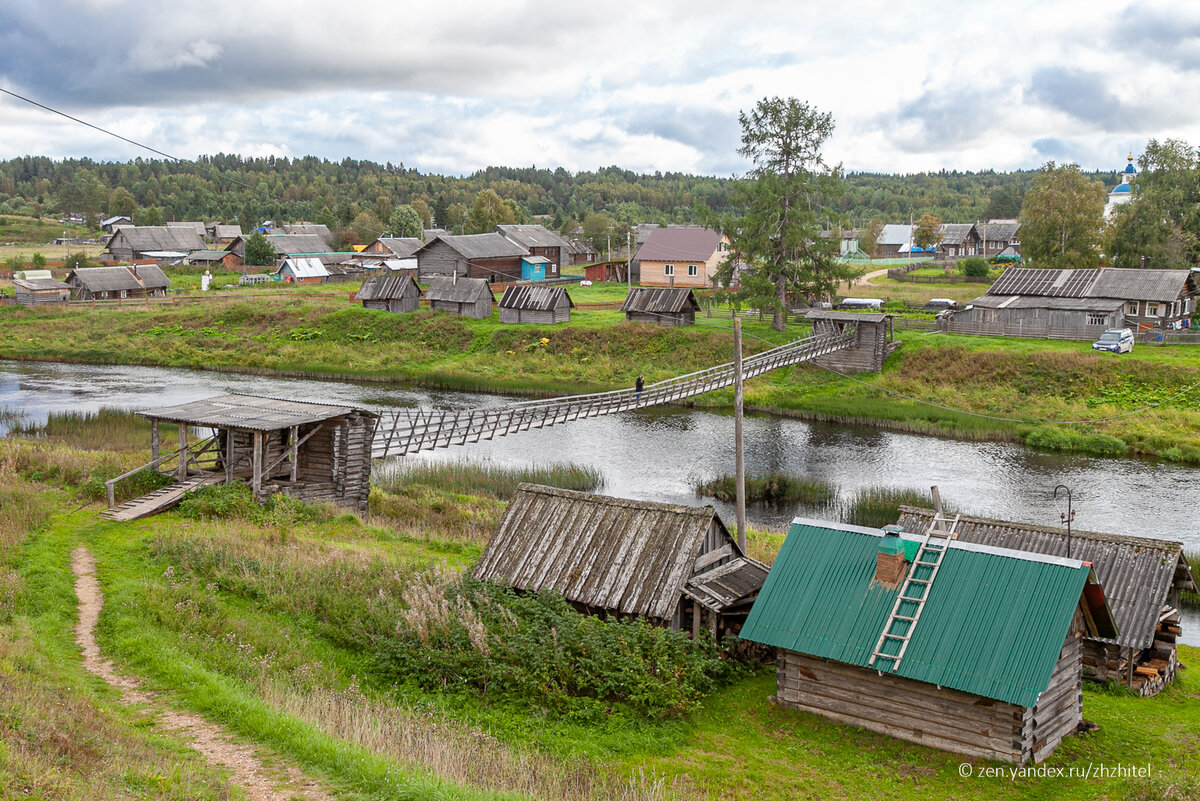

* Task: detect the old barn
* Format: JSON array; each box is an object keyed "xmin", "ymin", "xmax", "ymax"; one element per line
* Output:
[
  {"xmin": 497, "ymin": 284, "xmax": 573, "ymax": 324},
  {"xmin": 103, "ymin": 394, "xmax": 378, "ymax": 521},
  {"xmin": 740, "ymin": 518, "xmax": 1117, "ymax": 764},
  {"xmin": 424, "ymin": 276, "xmax": 494, "ymax": 319},
  {"xmin": 473, "ymin": 484, "xmax": 768, "ymax": 637},
  {"xmin": 897, "ymin": 506, "xmax": 1195, "ymax": 696},
  {"xmin": 66, "ymin": 265, "xmax": 172, "ymax": 300},
  {"xmin": 413, "ymin": 233, "xmax": 527, "ymax": 283},
  {"xmin": 12, "ymin": 277, "xmax": 71, "ymax": 306},
  {"xmin": 620, "ymin": 287, "xmax": 700, "ymax": 326},
  {"xmin": 357, "ymin": 274, "xmax": 422, "ymax": 313},
  {"xmin": 807, "ymin": 310, "xmax": 899, "ymax": 373}
]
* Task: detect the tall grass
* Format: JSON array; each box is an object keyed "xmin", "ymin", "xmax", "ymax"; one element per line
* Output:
[
  {"xmin": 1182, "ymin": 553, "xmax": 1200, "ymax": 610},
  {"xmin": 695, "ymin": 472, "xmax": 836, "ymax": 505},
  {"xmin": 10, "ymin": 407, "xmax": 152, "ymax": 452},
  {"xmin": 376, "ymin": 458, "xmax": 603, "ymax": 500},
  {"xmin": 837, "ymin": 486, "xmax": 938, "ymax": 529}
]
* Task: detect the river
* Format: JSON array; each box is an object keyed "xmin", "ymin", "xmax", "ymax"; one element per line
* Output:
[{"xmin": 2, "ymin": 358, "xmax": 1196, "ymax": 643}]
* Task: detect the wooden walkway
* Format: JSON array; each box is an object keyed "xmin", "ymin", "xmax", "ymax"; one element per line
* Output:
[
  {"xmin": 100, "ymin": 474, "xmax": 223, "ymax": 522},
  {"xmin": 371, "ymin": 327, "xmax": 855, "ymax": 458}
]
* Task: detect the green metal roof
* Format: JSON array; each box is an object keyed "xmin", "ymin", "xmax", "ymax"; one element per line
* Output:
[{"xmin": 740, "ymin": 519, "xmax": 1106, "ymax": 707}]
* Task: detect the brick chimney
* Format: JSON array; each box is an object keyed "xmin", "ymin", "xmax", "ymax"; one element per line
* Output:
[{"xmin": 874, "ymin": 525, "xmax": 908, "ymax": 588}]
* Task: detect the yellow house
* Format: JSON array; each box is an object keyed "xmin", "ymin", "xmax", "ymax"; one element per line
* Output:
[{"xmin": 635, "ymin": 227, "xmax": 730, "ymax": 288}]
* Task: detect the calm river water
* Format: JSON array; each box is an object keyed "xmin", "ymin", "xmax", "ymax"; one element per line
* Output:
[{"xmin": 2, "ymin": 358, "xmax": 1197, "ymax": 643}]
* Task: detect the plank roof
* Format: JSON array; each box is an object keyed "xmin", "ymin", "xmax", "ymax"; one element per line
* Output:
[
  {"xmin": 987, "ymin": 267, "xmax": 1193, "ymax": 302},
  {"xmin": 417, "ymin": 233, "xmax": 528, "ymax": 260},
  {"xmin": 473, "ymin": 484, "xmax": 746, "ymax": 621},
  {"xmin": 357, "ymin": 274, "xmax": 420, "ymax": 302},
  {"xmin": 424, "ymin": 276, "xmax": 494, "ymax": 304},
  {"xmin": 807, "ymin": 309, "xmax": 889, "ymax": 323},
  {"xmin": 740, "ymin": 518, "xmax": 1117, "ymax": 707},
  {"xmin": 968, "ymin": 295, "xmax": 1124, "ymax": 312},
  {"xmin": 634, "ymin": 227, "xmax": 723, "ymax": 262},
  {"xmin": 498, "ymin": 284, "xmax": 574, "ymax": 311},
  {"xmin": 619, "ymin": 287, "xmax": 700, "ymax": 314},
  {"xmin": 896, "ymin": 506, "xmax": 1195, "ymax": 650},
  {"xmin": 981, "ymin": 221, "xmax": 1021, "ymax": 242},
  {"xmin": 139, "ymin": 393, "xmax": 370, "ymax": 430}
]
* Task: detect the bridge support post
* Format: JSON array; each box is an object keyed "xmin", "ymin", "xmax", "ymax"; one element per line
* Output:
[
  {"xmin": 252, "ymin": 431, "xmax": 263, "ymax": 497},
  {"xmin": 176, "ymin": 423, "xmax": 187, "ymax": 481},
  {"xmin": 734, "ymin": 319, "xmax": 746, "ymax": 552}
]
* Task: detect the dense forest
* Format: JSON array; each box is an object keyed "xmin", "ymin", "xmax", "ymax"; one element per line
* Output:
[{"xmin": 0, "ymin": 153, "xmax": 1121, "ymax": 238}]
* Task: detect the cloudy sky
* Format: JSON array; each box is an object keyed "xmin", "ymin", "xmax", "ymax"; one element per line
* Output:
[{"xmin": 1, "ymin": 0, "xmax": 1197, "ymax": 177}]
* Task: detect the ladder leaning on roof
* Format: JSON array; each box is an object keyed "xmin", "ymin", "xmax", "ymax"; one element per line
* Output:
[{"xmin": 869, "ymin": 491, "xmax": 960, "ymax": 673}]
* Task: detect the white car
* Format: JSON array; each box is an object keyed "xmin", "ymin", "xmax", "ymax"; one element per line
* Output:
[{"xmin": 1091, "ymin": 328, "xmax": 1134, "ymax": 353}]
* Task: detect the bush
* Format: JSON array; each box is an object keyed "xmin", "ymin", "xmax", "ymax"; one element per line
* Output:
[
  {"xmin": 959, "ymin": 257, "xmax": 990, "ymax": 277},
  {"xmin": 696, "ymin": 472, "xmax": 836, "ymax": 505}
]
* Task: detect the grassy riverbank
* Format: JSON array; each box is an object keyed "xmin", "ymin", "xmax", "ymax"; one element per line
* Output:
[
  {"xmin": 1, "ymin": 420, "xmax": 1198, "ymax": 801},
  {"xmin": 3, "ymin": 293, "xmax": 1200, "ymax": 461}
]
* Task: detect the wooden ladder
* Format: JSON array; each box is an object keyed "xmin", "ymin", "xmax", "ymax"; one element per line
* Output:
[{"xmin": 868, "ymin": 511, "xmax": 960, "ymax": 672}]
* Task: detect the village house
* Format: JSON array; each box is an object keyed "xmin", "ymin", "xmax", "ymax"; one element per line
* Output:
[
  {"xmin": 634, "ymin": 227, "xmax": 729, "ymax": 288},
  {"xmin": 424, "ymin": 276, "xmax": 494, "ymax": 319},
  {"xmin": 280, "ymin": 223, "xmax": 334, "ymax": 247},
  {"xmin": 497, "ymin": 285, "xmax": 573, "ymax": 324},
  {"xmin": 496, "ymin": 224, "xmax": 574, "ymax": 277},
  {"xmin": 12, "ymin": 277, "xmax": 71, "ymax": 306},
  {"xmin": 105, "ymin": 226, "xmax": 206, "ymax": 261},
  {"xmin": 99, "ymin": 215, "xmax": 131, "ymax": 233},
  {"xmin": 413, "ymin": 233, "xmax": 527, "ymax": 283},
  {"xmin": 621, "ymin": 287, "xmax": 700, "ymax": 326},
  {"xmin": 357, "ymin": 274, "xmax": 422, "ymax": 313},
  {"xmin": 225, "ymin": 234, "xmax": 333, "ymax": 263},
  {"xmin": 185, "ymin": 250, "xmax": 242, "ymax": 270},
  {"xmin": 740, "ymin": 518, "xmax": 1118, "ymax": 764},
  {"xmin": 519, "ymin": 255, "xmax": 550, "ymax": 281},
  {"xmin": 937, "ymin": 223, "xmax": 981, "ymax": 258},
  {"xmin": 949, "ymin": 267, "xmax": 1197, "ymax": 337},
  {"xmin": 567, "ymin": 238, "xmax": 598, "ymax": 266},
  {"xmin": 207, "ymin": 223, "xmax": 243, "ymax": 244},
  {"xmin": 873, "ymin": 224, "xmax": 915, "ymax": 256},
  {"xmin": 896, "ymin": 506, "xmax": 1194, "ymax": 696},
  {"xmin": 977, "ymin": 220, "xmax": 1021, "ymax": 257},
  {"xmin": 65, "ymin": 264, "xmax": 172, "ymax": 300},
  {"xmin": 473, "ymin": 484, "xmax": 768, "ymax": 637},
  {"xmin": 362, "ymin": 237, "xmax": 424, "ymax": 260},
  {"xmin": 274, "ymin": 257, "xmax": 329, "ymax": 285}
]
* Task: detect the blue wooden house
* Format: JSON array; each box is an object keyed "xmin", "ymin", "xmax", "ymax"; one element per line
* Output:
[{"xmin": 521, "ymin": 255, "xmax": 550, "ymax": 281}]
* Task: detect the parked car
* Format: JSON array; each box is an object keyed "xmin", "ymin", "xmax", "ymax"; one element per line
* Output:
[{"xmin": 1092, "ymin": 328, "xmax": 1134, "ymax": 354}]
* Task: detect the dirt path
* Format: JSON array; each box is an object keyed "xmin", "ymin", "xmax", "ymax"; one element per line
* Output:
[{"xmin": 71, "ymin": 546, "xmax": 336, "ymax": 801}]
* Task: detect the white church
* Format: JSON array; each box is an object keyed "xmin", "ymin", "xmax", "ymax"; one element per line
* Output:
[{"xmin": 1104, "ymin": 153, "xmax": 1138, "ymax": 220}]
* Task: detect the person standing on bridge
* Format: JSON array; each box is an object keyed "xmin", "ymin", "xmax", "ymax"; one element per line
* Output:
[{"xmin": 635, "ymin": 375, "xmax": 644, "ymax": 401}]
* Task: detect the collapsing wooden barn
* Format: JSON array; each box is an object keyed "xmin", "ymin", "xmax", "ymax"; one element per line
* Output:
[
  {"xmin": 620, "ymin": 287, "xmax": 700, "ymax": 326},
  {"xmin": 806, "ymin": 310, "xmax": 899, "ymax": 373},
  {"xmin": 473, "ymin": 484, "xmax": 768, "ymax": 637},
  {"xmin": 896, "ymin": 506, "xmax": 1195, "ymax": 696},
  {"xmin": 102, "ymin": 394, "xmax": 378, "ymax": 521},
  {"xmin": 740, "ymin": 518, "xmax": 1118, "ymax": 764},
  {"xmin": 357, "ymin": 274, "xmax": 422, "ymax": 313},
  {"xmin": 497, "ymin": 284, "xmax": 574, "ymax": 324},
  {"xmin": 425, "ymin": 276, "xmax": 494, "ymax": 319}
]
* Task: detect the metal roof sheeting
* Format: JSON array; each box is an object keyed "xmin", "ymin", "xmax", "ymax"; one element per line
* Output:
[
  {"xmin": 473, "ymin": 484, "xmax": 736, "ymax": 621},
  {"xmin": 969, "ymin": 295, "xmax": 1125, "ymax": 312},
  {"xmin": 424, "ymin": 276, "xmax": 494, "ymax": 304},
  {"xmin": 357, "ymin": 274, "xmax": 420, "ymax": 301},
  {"xmin": 740, "ymin": 518, "xmax": 1112, "ymax": 707},
  {"xmin": 13, "ymin": 278, "xmax": 70, "ymax": 291},
  {"xmin": 938, "ymin": 223, "xmax": 976, "ymax": 245},
  {"xmin": 256, "ymin": 235, "xmax": 335, "ymax": 256},
  {"xmin": 106, "ymin": 226, "xmax": 206, "ymax": 253},
  {"xmin": 988, "ymin": 267, "xmax": 1193, "ymax": 302},
  {"xmin": 375, "ymin": 238, "xmax": 424, "ymax": 258},
  {"xmin": 139, "ymin": 393, "xmax": 370, "ymax": 430},
  {"xmin": 896, "ymin": 506, "xmax": 1194, "ymax": 649},
  {"xmin": 498, "ymin": 285, "xmax": 574, "ymax": 311},
  {"xmin": 496, "ymin": 224, "xmax": 573, "ymax": 250},
  {"xmin": 278, "ymin": 257, "xmax": 329, "ymax": 279},
  {"xmin": 620, "ymin": 287, "xmax": 700, "ymax": 314}
]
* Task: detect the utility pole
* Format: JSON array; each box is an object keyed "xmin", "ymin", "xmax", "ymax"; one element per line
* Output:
[
  {"xmin": 1053, "ymin": 484, "xmax": 1074, "ymax": 559},
  {"xmin": 734, "ymin": 318, "xmax": 746, "ymax": 552},
  {"xmin": 627, "ymin": 229, "xmax": 632, "ymax": 290}
]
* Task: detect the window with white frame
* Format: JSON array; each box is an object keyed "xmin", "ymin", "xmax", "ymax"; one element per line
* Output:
[
  {"xmin": 1148, "ymin": 302, "xmax": 1160, "ymax": 316},
  {"xmin": 1126, "ymin": 301, "xmax": 1140, "ymax": 316},
  {"xmin": 664, "ymin": 263, "xmax": 674, "ymax": 275},
  {"xmin": 1087, "ymin": 312, "xmax": 1106, "ymax": 325},
  {"xmin": 687, "ymin": 264, "xmax": 698, "ymax": 276}
]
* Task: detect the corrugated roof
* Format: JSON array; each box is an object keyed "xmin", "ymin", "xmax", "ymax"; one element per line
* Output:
[
  {"xmin": 988, "ymin": 267, "xmax": 1192, "ymax": 302},
  {"xmin": 877, "ymin": 224, "xmax": 914, "ymax": 246},
  {"xmin": 281, "ymin": 224, "xmax": 333, "ymax": 244},
  {"xmin": 424, "ymin": 276, "xmax": 494, "ymax": 304},
  {"xmin": 13, "ymin": 278, "xmax": 70, "ymax": 291},
  {"xmin": 213, "ymin": 224, "xmax": 242, "ymax": 238},
  {"xmin": 619, "ymin": 287, "xmax": 700, "ymax": 314},
  {"xmin": 473, "ymin": 484, "xmax": 743, "ymax": 620},
  {"xmin": 68, "ymin": 265, "xmax": 172, "ymax": 292},
  {"xmin": 498, "ymin": 284, "xmax": 574, "ymax": 311},
  {"xmin": 375, "ymin": 237, "xmax": 424, "ymax": 258},
  {"xmin": 981, "ymin": 221, "xmax": 1021, "ymax": 242},
  {"xmin": 259, "ymin": 235, "xmax": 335, "ymax": 256},
  {"xmin": 967, "ymin": 295, "xmax": 1125, "ymax": 311},
  {"xmin": 417, "ymin": 233, "xmax": 528, "ymax": 260},
  {"xmin": 106, "ymin": 226, "xmax": 206, "ymax": 253},
  {"xmin": 139, "ymin": 393, "xmax": 369, "ymax": 430},
  {"xmin": 634, "ymin": 227, "xmax": 723, "ymax": 262},
  {"xmin": 357, "ymin": 274, "xmax": 420, "ymax": 302},
  {"xmin": 496, "ymin": 224, "xmax": 572, "ymax": 250},
  {"xmin": 740, "ymin": 518, "xmax": 1113, "ymax": 707},
  {"xmin": 938, "ymin": 223, "xmax": 977, "ymax": 245},
  {"xmin": 896, "ymin": 506, "xmax": 1195, "ymax": 650},
  {"xmin": 278, "ymin": 257, "xmax": 329, "ymax": 279}
]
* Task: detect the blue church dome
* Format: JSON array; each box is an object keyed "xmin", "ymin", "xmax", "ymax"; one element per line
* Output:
[
  {"xmin": 1112, "ymin": 183, "xmax": 1132, "ymax": 193},
  {"xmin": 1124, "ymin": 163, "xmax": 1137, "ymax": 174}
]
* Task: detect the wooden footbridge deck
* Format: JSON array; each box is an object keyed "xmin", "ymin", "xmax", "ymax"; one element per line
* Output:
[{"xmin": 371, "ymin": 326, "xmax": 857, "ymax": 458}]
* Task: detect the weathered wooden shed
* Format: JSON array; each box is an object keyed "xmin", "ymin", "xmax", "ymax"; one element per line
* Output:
[
  {"xmin": 620, "ymin": 287, "xmax": 700, "ymax": 326},
  {"xmin": 897, "ymin": 506, "xmax": 1195, "ymax": 696},
  {"xmin": 473, "ymin": 484, "xmax": 768, "ymax": 637},
  {"xmin": 413, "ymin": 233, "xmax": 527, "ymax": 283},
  {"xmin": 66, "ymin": 265, "xmax": 172, "ymax": 300},
  {"xmin": 497, "ymin": 284, "xmax": 573, "ymax": 324},
  {"xmin": 358, "ymin": 274, "xmax": 422, "ymax": 313},
  {"xmin": 103, "ymin": 394, "xmax": 378, "ymax": 521},
  {"xmin": 740, "ymin": 518, "xmax": 1118, "ymax": 764},
  {"xmin": 12, "ymin": 277, "xmax": 71, "ymax": 306},
  {"xmin": 806, "ymin": 310, "xmax": 899, "ymax": 373},
  {"xmin": 424, "ymin": 276, "xmax": 494, "ymax": 319}
]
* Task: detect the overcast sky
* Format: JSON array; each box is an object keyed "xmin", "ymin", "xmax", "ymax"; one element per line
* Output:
[{"xmin": 1, "ymin": 0, "xmax": 1197, "ymax": 177}]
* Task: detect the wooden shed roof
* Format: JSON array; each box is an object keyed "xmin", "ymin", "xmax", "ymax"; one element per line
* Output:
[
  {"xmin": 424, "ymin": 276, "xmax": 493, "ymax": 304},
  {"xmin": 68, "ymin": 265, "xmax": 172, "ymax": 292},
  {"xmin": 357, "ymin": 274, "xmax": 420, "ymax": 301},
  {"xmin": 13, "ymin": 278, "xmax": 70, "ymax": 291},
  {"xmin": 896, "ymin": 506, "xmax": 1196, "ymax": 650},
  {"xmin": 138, "ymin": 393, "xmax": 371, "ymax": 431},
  {"xmin": 496, "ymin": 224, "xmax": 573, "ymax": 250},
  {"xmin": 987, "ymin": 267, "xmax": 1194, "ymax": 302},
  {"xmin": 498, "ymin": 284, "xmax": 574, "ymax": 311},
  {"xmin": 473, "ymin": 484, "xmax": 740, "ymax": 621},
  {"xmin": 619, "ymin": 287, "xmax": 700, "ymax": 314},
  {"xmin": 417, "ymin": 233, "xmax": 528, "ymax": 260},
  {"xmin": 374, "ymin": 237, "xmax": 424, "ymax": 258},
  {"xmin": 105, "ymin": 226, "xmax": 206, "ymax": 253}
]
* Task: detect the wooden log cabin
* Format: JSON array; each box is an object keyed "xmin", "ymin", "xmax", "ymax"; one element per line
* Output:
[
  {"xmin": 424, "ymin": 276, "xmax": 494, "ymax": 319},
  {"xmin": 135, "ymin": 394, "xmax": 377, "ymax": 513},
  {"xmin": 896, "ymin": 506, "xmax": 1196, "ymax": 696},
  {"xmin": 473, "ymin": 484, "xmax": 769, "ymax": 637},
  {"xmin": 620, "ymin": 287, "xmax": 700, "ymax": 326},
  {"xmin": 12, "ymin": 277, "xmax": 71, "ymax": 306},
  {"xmin": 740, "ymin": 519, "xmax": 1118, "ymax": 764},
  {"xmin": 806, "ymin": 310, "xmax": 899, "ymax": 373},
  {"xmin": 497, "ymin": 284, "xmax": 573, "ymax": 324},
  {"xmin": 357, "ymin": 274, "xmax": 422, "ymax": 313},
  {"xmin": 413, "ymin": 233, "xmax": 527, "ymax": 283}
]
